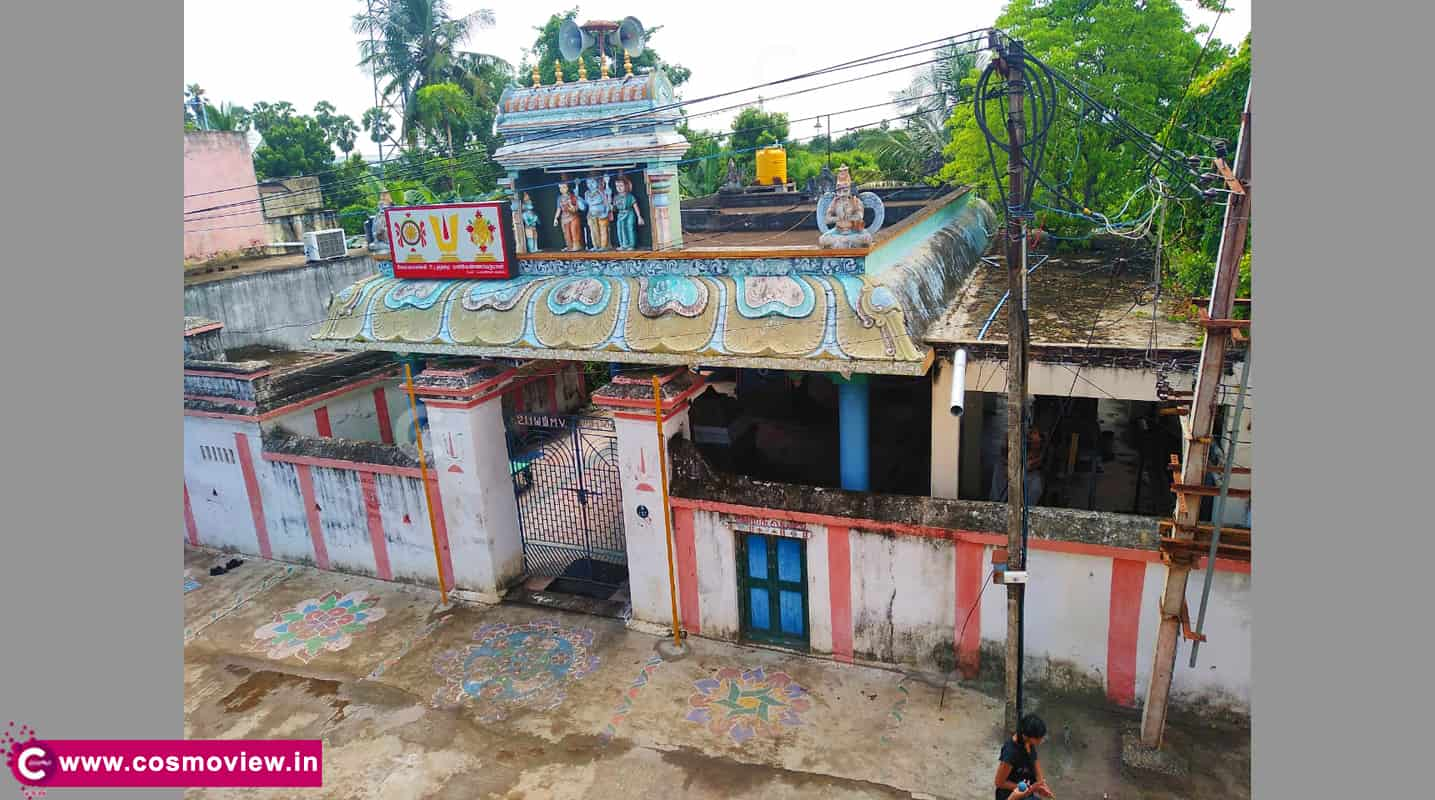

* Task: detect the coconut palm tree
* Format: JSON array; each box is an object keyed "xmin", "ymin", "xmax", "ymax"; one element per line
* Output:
[
  {"xmin": 204, "ymin": 102, "xmax": 251, "ymax": 133},
  {"xmin": 352, "ymin": 0, "xmax": 509, "ymax": 149},
  {"xmin": 873, "ymin": 44, "xmax": 979, "ymax": 182}
]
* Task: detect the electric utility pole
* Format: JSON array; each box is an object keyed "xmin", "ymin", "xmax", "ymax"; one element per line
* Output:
[
  {"xmin": 999, "ymin": 35, "xmax": 1031, "ymax": 737},
  {"xmin": 1140, "ymin": 85, "xmax": 1252, "ymax": 748}
]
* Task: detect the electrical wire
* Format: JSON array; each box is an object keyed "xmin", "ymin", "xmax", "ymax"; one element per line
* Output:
[
  {"xmin": 183, "ymin": 30, "xmax": 992, "ymax": 203},
  {"xmin": 182, "ymin": 87, "xmax": 964, "ymax": 226},
  {"xmin": 182, "ymin": 42, "xmax": 986, "ymax": 223},
  {"xmin": 183, "ymin": 106, "xmax": 942, "ymax": 234}
]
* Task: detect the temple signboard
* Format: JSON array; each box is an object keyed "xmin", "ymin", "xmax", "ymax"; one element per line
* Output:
[
  {"xmin": 724, "ymin": 514, "xmax": 810, "ymax": 540},
  {"xmin": 385, "ymin": 202, "xmax": 516, "ymax": 279}
]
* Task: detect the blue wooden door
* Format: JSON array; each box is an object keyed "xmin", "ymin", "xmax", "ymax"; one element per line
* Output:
[{"xmin": 739, "ymin": 533, "xmax": 808, "ymax": 647}]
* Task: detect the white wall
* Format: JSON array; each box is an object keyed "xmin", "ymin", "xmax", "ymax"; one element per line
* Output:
[
  {"xmin": 266, "ymin": 378, "xmax": 407, "ymax": 443},
  {"xmin": 849, "ymin": 531, "xmax": 957, "ymax": 665},
  {"xmin": 375, "ymin": 473, "xmax": 442, "ymax": 583},
  {"xmin": 675, "ymin": 506, "xmax": 1250, "ymax": 719},
  {"xmin": 186, "ymin": 412, "xmax": 451, "ymax": 589},
  {"xmin": 309, "ymin": 467, "xmax": 377, "ymax": 575},
  {"xmin": 183, "ymin": 415, "xmax": 263, "ymax": 554},
  {"xmin": 1020, "ymin": 550, "xmax": 1114, "ymax": 693},
  {"xmin": 1173, "ymin": 565, "xmax": 1251, "ymax": 710},
  {"xmin": 424, "ymin": 397, "xmax": 524, "ymax": 599},
  {"xmin": 692, "ymin": 509, "xmax": 740, "ymax": 638},
  {"xmin": 805, "ymin": 525, "xmax": 835, "ymax": 655},
  {"xmin": 255, "ymin": 460, "xmax": 315, "ymax": 564},
  {"xmin": 614, "ymin": 410, "xmax": 691, "ymax": 626}
]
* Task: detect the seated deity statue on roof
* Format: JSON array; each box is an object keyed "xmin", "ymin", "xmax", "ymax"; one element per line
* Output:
[{"xmin": 819, "ymin": 166, "xmax": 879, "ymax": 248}]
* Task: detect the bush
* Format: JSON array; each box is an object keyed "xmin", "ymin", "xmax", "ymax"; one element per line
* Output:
[{"xmin": 339, "ymin": 203, "xmax": 372, "ymax": 237}]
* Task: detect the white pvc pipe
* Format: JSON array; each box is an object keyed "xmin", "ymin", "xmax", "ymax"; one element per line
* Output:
[{"xmin": 949, "ymin": 348, "xmax": 967, "ymax": 417}]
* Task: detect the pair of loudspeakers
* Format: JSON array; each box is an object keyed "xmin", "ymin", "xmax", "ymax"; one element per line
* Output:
[{"xmin": 558, "ymin": 16, "xmax": 645, "ymax": 64}]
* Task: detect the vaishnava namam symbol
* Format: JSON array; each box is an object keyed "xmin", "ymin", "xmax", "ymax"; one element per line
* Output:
[{"xmin": 468, "ymin": 212, "xmax": 497, "ymax": 251}]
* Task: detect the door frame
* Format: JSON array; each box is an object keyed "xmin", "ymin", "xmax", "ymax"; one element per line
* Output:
[{"xmin": 735, "ymin": 531, "xmax": 810, "ymax": 651}]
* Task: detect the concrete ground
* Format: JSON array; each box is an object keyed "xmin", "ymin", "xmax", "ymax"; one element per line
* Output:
[{"xmin": 184, "ymin": 546, "xmax": 1249, "ymax": 799}]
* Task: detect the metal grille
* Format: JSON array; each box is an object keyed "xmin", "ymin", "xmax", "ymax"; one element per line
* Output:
[{"xmin": 505, "ymin": 412, "xmax": 627, "ymax": 588}]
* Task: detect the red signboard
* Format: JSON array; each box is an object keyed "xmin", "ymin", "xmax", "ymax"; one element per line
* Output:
[{"xmin": 385, "ymin": 202, "xmax": 515, "ymax": 279}]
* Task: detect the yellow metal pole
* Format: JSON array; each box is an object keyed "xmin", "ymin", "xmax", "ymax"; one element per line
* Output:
[
  {"xmin": 653, "ymin": 375, "xmax": 683, "ymax": 649},
  {"xmin": 405, "ymin": 363, "xmax": 449, "ymax": 606}
]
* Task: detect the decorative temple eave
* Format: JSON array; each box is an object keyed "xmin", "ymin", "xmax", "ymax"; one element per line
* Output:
[
  {"xmin": 493, "ymin": 71, "xmax": 683, "ymax": 172},
  {"xmin": 311, "ymin": 191, "xmax": 997, "ymax": 378},
  {"xmin": 493, "ymin": 130, "xmax": 691, "ymax": 172}
]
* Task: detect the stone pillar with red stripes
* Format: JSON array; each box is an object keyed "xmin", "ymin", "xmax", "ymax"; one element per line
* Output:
[
  {"xmin": 411, "ymin": 360, "xmax": 526, "ymax": 603},
  {"xmin": 592, "ymin": 368, "xmax": 705, "ymax": 631}
]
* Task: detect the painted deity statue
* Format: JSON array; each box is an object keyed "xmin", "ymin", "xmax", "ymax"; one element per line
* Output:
[
  {"xmin": 554, "ymin": 181, "xmax": 584, "ymax": 252},
  {"xmin": 521, "ymin": 193, "xmax": 540, "ymax": 252},
  {"xmin": 580, "ymin": 176, "xmax": 613, "ymax": 251},
  {"xmin": 819, "ymin": 165, "xmax": 874, "ymax": 248},
  {"xmin": 612, "ymin": 176, "xmax": 645, "ymax": 251}
]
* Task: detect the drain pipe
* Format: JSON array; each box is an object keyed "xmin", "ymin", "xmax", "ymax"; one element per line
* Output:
[{"xmin": 948, "ymin": 348, "xmax": 967, "ymax": 417}]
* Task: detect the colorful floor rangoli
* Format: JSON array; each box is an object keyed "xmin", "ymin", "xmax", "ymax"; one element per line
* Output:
[
  {"xmin": 432, "ymin": 619, "xmax": 599, "ymax": 722},
  {"xmin": 685, "ymin": 667, "xmax": 812, "ymax": 743},
  {"xmin": 252, "ymin": 590, "xmax": 386, "ymax": 663},
  {"xmin": 601, "ymin": 654, "xmax": 664, "ymax": 744}
]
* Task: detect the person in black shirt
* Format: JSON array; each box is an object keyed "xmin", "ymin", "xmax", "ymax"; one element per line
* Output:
[{"xmin": 994, "ymin": 713, "xmax": 1054, "ymax": 799}]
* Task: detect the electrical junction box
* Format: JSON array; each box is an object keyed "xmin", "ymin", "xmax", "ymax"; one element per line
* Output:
[{"xmin": 993, "ymin": 566, "xmax": 1029, "ymax": 585}]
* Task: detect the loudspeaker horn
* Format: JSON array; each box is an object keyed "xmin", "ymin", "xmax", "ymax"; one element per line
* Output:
[
  {"xmin": 615, "ymin": 16, "xmax": 646, "ymax": 57},
  {"xmin": 558, "ymin": 19, "xmax": 591, "ymax": 62}
]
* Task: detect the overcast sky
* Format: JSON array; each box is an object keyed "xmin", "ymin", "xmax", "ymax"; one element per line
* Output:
[{"xmin": 183, "ymin": 1, "xmax": 1249, "ymax": 160}]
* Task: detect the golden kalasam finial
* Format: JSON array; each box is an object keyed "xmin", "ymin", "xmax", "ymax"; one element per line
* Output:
[
  {"xmin": 532, "ymin": 64, "xmax": 542, "ymax": 87},
  {"xmin": 599, "ymin": 54, "xmax": 609, "ymax": 79},
  {"xmin": 578, "ymin": 58, "xmax": 588, "ymax": 81},
  {"xmin": 624, "ymin": 52, "xmax": 633, "ymax": 77},
  {"xmin": 554, "ymin": 60, "xmax": 564, "ymax": 84}
]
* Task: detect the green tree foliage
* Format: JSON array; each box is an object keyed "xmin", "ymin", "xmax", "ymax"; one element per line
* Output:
[
  {"xmin": 324, "ymin": 153, "xmax": 372, "ymax": 215},
  {"xmin": 872, "ymin": 44, "xmax": 976, "ymax": 184},
  {"xmin": 676, "ymin": 122, "xmax": 725, "ymax": 198},
  {"xmin": 203, "ymin": 102, "xmax": 250, "ymax": 133},
  {"xmin": 1164, "ymin": 35, "xmax": 1250, "ymax": 295},
  {"xmin": 249, "ymin": 101, "xmax": 297, "ymax": 134},
  {"xmin": 937, "ymin": 0, "xmax": 1250, "ymax": 298},
  {"xmin": 518, "ymin": 9, "xmax": 691, "ymax": 89},
  {"xmin": 729, "ymin": 107, "xmax": 789, "ymax": 160},
  {"xmin": 353, "ymin": 0, "xmax": 510, "ymax": 148},
  {"xmin": 252, "ymin": 106, "xmax": 334, "ymax": 180},
  {"xmin": 414, "ymin": 83, "xmax": 474, "ymax": 154},
  {"xmin": 314, "ymin": 101, "xmax": 360, "ymax": 155},
  {"xmin": 942, "ymin": 0, "xmax": 1206, "ymax": 216},
  {"xmin": 362, "ymin": 106, "xmax": 391, "ymax": 147}
]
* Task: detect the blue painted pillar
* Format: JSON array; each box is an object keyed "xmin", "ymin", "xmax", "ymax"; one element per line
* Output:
[
  {"xmin": 395, "ymin": 353, "xmax": 424, "ymax": 377},
  {"xmin": 834, "ymin": 375, "xmax": 871, "ymax": 491}
]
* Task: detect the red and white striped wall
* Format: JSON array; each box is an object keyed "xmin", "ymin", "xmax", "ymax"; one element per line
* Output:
[
  {"xmin": 182, "ymin": 415, "xmax": 453, "ymax": 589},
  {"xmin": 668, "ymin": 498, "xmax": 1250, "ymax": 718}
]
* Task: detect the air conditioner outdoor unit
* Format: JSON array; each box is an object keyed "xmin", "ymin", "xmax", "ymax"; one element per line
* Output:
[{"xmin": 303, "ymin": 228, "xmax": 348, "ymax": 262}]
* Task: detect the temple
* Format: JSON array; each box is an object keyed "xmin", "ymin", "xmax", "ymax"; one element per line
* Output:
[{"xmin": 184, "ymin": 32, "xmax": 1249, "ymax": 724}]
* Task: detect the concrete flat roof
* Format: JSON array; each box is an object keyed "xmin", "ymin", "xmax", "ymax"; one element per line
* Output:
[{"xmin": 922, "ymin": 253, "xmax": 1203, "ymax": 350}]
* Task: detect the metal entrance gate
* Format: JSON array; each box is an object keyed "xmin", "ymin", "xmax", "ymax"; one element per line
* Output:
[{"xmin": 504, "ymin": 412, "xmax": 627, "ymax": 590}]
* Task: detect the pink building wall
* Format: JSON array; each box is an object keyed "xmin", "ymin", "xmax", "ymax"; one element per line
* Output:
[{"xmin": 184, "ymin": 132, "xmax": 267, "ymax": 262}]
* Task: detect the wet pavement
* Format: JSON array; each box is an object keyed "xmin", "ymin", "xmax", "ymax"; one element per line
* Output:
[{"xmin": 183, "ymin": 545, "xmax": 1249, "ymax": 799}]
